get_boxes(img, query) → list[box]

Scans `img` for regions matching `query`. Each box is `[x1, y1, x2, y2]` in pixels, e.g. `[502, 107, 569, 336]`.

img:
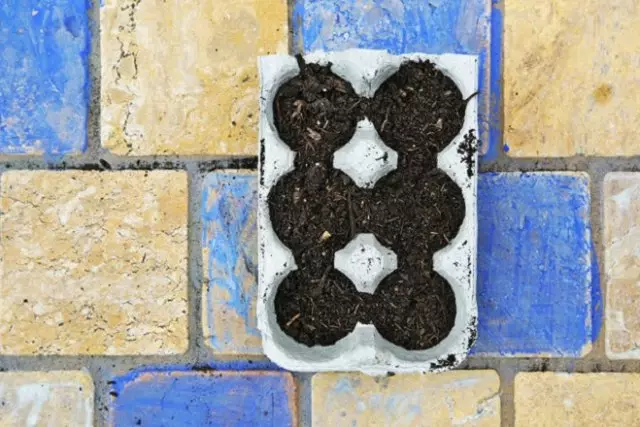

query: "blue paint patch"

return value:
[292, 0, 498, 158]
[486, 1, 503, 161]
[0, 0, 90, 156]
[111, 362, 285, 396]
[111, 368, 296, 427]
[294, 0, 488, 54]
[201, 172, 260, 354]
[473, 173, 597, 356]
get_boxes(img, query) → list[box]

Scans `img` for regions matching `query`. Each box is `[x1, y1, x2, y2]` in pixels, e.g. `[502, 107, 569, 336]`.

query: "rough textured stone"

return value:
[312, 371, 500, 427]
[515, 373, 640, 426]
[100, 0, 288, 156]
[504, 0, 640, 156]
[0, 0, 89, 155]
[604, 173, 640, 358]
[0, 371, 93, 426]
[474, 173, 598, 356]
[202, 171, 261, 356]
[0, 171, 188, 355]
[111, 370, 297, 426]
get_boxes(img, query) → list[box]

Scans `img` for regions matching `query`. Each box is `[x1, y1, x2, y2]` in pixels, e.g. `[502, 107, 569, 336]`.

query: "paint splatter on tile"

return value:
[111, 370, 297, 426]
[202, 171, 261, 356]
[0, 0, 89, 155]
[474, 173, 598, 356]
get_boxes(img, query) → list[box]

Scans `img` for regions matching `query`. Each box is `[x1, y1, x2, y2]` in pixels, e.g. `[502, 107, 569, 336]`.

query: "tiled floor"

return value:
[0, 0, 639, 426]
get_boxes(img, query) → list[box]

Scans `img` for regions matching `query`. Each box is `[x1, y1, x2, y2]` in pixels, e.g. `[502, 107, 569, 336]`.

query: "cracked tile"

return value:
[100, 0, 288, 155]
[0, 171, 188, 355]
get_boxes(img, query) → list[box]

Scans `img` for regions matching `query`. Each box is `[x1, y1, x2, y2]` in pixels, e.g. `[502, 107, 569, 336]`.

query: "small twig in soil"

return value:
[317, 265, 332, 289]
[347, 99, 362, 112]
[303, 138, 317, 153]
[319, 230, 332, 242]
[291, 100, 305, 121]
[347, 189, 356, 238]
[420, 117, 443, 133]
[380, 107, 391, 132]
[306, 128, 322, 141]
[286, 313, 301, 327]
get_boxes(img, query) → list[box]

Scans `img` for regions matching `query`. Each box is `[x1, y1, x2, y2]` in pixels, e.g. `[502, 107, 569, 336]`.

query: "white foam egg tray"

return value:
[258, 49, 478, 374]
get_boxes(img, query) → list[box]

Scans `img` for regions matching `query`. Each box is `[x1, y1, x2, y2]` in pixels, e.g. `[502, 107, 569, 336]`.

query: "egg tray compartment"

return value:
[258, 49, 478, 374]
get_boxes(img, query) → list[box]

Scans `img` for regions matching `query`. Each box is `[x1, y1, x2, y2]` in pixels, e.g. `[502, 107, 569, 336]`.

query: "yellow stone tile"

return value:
[0, 371, 93, 427]
[604, 173, 640, 358]
[515, 372, 640, 426]
[100, 0, 288, 156]
[504, 0, 640, 156]
[0, 171, 188, 355]
[312, 371, 500, 427]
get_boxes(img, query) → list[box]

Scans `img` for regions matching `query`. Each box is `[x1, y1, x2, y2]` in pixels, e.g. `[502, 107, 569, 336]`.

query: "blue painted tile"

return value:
[0, 0, 89, 156]
[201, 171, 261, 356]
[474, 173, 598, 357]
[293, 0, 489, 54]
[111, 370, 297, 427]
[487, 0, 503, 161]
[292, 0, 498, 159]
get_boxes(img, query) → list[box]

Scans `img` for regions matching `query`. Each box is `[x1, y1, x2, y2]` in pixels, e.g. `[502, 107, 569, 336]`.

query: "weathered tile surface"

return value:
[515, 373, 640, 426]
[0, 0, 89, 155]
[504, 0, 640, 156]
[294, 0, 489, 54]
[312, 371, 500, 427]
[293, 0, 497, 157]
[604, 173, 640, 358]
[474, 173, 598, 356]
[111, 370, 297, 426]
[100, 0, 287, 156]
[0, 371, 93, 426]
[0, 171, 188, 355]
[202, 171, 261, 356]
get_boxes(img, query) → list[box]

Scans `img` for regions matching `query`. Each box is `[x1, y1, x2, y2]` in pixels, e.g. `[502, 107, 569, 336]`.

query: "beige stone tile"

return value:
[515, 372, 640, 426]
[604, 173, 640, 358]
[0, 371, 93, 427]
[505, 0, 640, 156]
[0, 171, 188, 355]
[100, 0, 288, 156]
[312, 371, 500, 427]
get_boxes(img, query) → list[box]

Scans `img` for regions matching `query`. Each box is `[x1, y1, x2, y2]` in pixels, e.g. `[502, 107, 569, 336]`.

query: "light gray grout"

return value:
[296, 373, 313, 427]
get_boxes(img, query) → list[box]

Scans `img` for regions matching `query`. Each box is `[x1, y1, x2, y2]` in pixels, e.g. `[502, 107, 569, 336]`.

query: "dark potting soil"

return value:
[269, 59, 466, 350]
